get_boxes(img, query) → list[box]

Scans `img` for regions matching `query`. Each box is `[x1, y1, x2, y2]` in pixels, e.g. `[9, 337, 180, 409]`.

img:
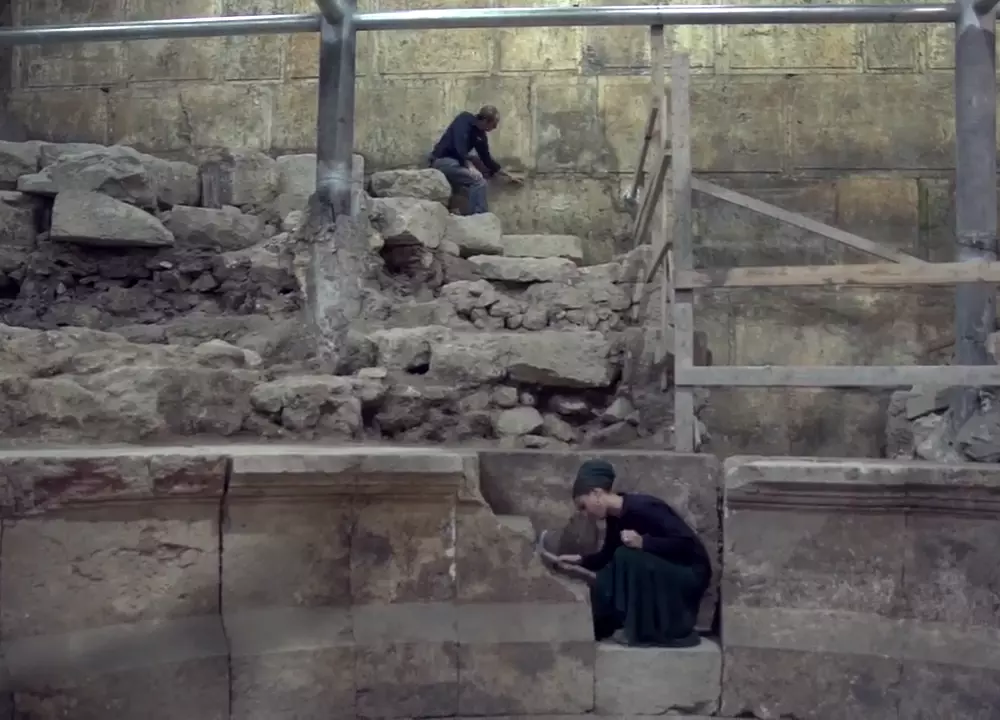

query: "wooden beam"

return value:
[675, 261, 1000, 290]
[630, 148, 671, 249]
[653, 25, 671, 393]
[690, 178, 927, 266]
[670, 53, 696, 453]
[626, 105, 659, 205]
[676, 365, 1000, 388]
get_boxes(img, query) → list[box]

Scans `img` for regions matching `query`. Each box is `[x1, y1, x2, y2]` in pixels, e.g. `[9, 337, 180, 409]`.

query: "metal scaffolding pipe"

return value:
[0, 4, 961, 46]
[316, 8, 357, 215]
[952, 0, 998, 426]
[315, 0, 348, 24]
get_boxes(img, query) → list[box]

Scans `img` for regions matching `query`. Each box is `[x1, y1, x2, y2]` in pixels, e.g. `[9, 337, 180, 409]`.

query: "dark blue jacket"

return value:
[431, 111, 502, 175]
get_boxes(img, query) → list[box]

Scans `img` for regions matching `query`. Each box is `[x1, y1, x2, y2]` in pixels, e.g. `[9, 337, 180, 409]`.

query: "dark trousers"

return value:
[591, 546, 709, 647]
[429, 156, 489, 215]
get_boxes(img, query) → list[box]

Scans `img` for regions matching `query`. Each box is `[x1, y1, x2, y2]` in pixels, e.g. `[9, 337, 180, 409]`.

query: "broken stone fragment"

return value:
[989, 331, 1000, 363]
[370, 196, 448, 249]
[0, 140, 42, 188]
[50, 191, 174, 248]
[502, 234, 585, 264]
[200, 148, 279, 208]
[370, 168, 451, 203]
[905, 385, 951, 420]
[272, 153, 317, 219]
[164, 205, 266, 251]
[444, 212, 504, 257]
[0, 191, 37, 248]
[495, 406, 544, 436]
[468, 255, 580, 284]
[39, 142, 106, 167]
[18, 145, 198, 208]
[955, 406, 1000, 462]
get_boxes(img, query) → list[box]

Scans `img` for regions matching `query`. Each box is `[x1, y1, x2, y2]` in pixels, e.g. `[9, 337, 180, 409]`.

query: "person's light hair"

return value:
[476, 105, 499, 122]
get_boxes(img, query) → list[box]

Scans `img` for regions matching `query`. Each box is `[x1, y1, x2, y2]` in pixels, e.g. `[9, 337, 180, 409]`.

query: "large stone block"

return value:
[534, 77, 612, 173]
[126, 0, 222, 82]
[7, 88, 109, 145]
[596, 639, 722, 715]
[722, 457, 1000, 719]
[376, 0, 495, 75]
[356, 78, 451, 168]
[477, 450, 721, 630]
[791, 74, 954, 170]
[0, 449, 228, 719]
[728, 2, 858, 70]
[835, 175, 921, 260]
[496, 0, 580, 72]
[0, 191, 37, 249]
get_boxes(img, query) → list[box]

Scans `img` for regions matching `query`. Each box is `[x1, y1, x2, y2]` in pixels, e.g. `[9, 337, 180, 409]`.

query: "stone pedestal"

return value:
[0, 449, 229, 720]
[721, 456, 1000, 720]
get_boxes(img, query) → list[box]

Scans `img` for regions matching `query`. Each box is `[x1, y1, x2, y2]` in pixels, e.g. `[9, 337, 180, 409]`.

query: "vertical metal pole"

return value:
[316, 1, 357, 217]
[671, 53, 696, 453]
[953, 0, 997, 428]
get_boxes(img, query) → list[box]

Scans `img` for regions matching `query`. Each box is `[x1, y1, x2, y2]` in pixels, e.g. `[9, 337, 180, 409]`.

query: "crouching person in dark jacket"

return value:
[557, 459, 711, 648]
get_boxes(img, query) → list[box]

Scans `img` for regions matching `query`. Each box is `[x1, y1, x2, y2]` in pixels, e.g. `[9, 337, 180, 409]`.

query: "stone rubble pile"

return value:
[886, 330, 1000, 463]
[0, 139, 705, 448]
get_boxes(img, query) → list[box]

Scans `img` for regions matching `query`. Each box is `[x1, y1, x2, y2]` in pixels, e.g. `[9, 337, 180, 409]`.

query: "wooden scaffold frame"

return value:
[629, 26, 1000, 454]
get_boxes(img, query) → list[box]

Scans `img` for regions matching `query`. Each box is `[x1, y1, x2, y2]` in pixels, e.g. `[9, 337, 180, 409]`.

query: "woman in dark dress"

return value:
[557, 459, 711, 648]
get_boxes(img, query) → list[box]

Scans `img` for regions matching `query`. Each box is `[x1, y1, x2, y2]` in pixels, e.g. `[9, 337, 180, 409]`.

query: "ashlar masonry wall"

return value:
[4, 0, 991, 457]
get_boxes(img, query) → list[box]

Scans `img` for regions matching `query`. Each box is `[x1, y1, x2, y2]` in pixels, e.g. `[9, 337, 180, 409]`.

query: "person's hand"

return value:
[556, 554, 582, 568]
[498, 170, 524, 185]
[621, 530, 643, 549]
[468, 164, 485, 182]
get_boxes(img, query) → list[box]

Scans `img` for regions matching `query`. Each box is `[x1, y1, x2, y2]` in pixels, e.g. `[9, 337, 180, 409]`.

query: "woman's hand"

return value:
[556, 554, 582, 567]
[621, 530, 643, 549]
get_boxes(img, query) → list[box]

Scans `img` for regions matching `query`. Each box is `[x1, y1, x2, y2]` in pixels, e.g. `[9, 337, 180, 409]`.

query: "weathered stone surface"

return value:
[17, 145, 198, 208]
[468, 255, 580, 284]
[0, 451, 228, 717]
[495, 406, 544, 436]
[272, 152, 316, 219]
[503, 234, 585, 263]
[445, 212, 504, 257]
[164, 205, 266, 251]
[200, 149, 279, 208]
[596, 639, 722, 715]
[50, 191, 174, 248]
[370, 168, 451, 203]
[0, 140, 41, 188]
[370, 196, 449, 249]
[722, 457, 1000, 719]
[989, 331, 1000, 362]
[906, 385, 951, 420]
[429, 331, 616, 389]
[0, 191, 37, 248]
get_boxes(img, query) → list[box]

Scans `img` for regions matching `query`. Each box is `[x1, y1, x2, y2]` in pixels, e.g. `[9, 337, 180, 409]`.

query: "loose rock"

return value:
[50, 191, 174, 248]
[469, 255, 579, 284]
[370, 169, 451, 203]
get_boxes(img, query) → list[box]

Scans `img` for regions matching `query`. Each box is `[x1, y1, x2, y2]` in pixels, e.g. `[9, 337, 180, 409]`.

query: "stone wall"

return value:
[2, 445, 997, 720]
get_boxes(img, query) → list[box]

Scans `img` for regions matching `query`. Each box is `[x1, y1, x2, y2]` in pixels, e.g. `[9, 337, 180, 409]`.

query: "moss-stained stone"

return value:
[448, 75, 533, 170]
[787, 389, 886, 457]
[835, 175, 921, 259]
[179, 83, 274, 150]
[919, 177, 955, 263]
[534, 77, 614, 173]
[221, 0, 286, 81]
[126, 0, 223, 83]
[598, 76, 653, 175]
[7, 88, 109, 144]
[702, 388, 794, 456]
[864, 26, 921, 72]
[356, 642, 459, 718]
[351, 502, 455, 604]
[726, 0, 859, 71]
[488, 173, 621, 246]
[356, 77, 451, 168]
[109, 88, 192, 151]
[694, 179, 840, 268]
[16, 0, 123, 88]
[458, 642, 595, 715]
[376, 0, 495, 75]
[692, 77, 787, 172]
[791, 74, 953, 170]
[497, 0, 580, 73]
[272, 80, 317, 152]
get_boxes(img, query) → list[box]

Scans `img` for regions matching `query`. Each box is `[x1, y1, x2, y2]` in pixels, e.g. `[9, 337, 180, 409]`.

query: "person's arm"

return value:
[453, 115, 474, 167]
[579, 518, 621, 572]
[473, 133, 502, 176]
[633, 503, 701, 561]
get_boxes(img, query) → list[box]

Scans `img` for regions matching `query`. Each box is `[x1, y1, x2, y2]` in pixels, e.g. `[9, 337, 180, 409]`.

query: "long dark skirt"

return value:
[590, 546, 709, 647]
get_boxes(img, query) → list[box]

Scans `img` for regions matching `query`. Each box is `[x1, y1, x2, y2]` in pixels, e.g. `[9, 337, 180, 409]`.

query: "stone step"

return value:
[495, 513, 535, 540]
[595, 636, 722, 716]
[501, 234, 584, 264]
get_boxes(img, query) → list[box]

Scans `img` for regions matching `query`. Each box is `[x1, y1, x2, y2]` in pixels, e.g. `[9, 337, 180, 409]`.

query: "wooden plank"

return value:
[675, 260, 1000, 290]
[630, 148, 671, 249]
[652, 25, 671, 393]
[690, 178, 926, 266]
[670, 53, 696, 453]
[626, 105, 659, 205]
[676, 365, 1000, 388]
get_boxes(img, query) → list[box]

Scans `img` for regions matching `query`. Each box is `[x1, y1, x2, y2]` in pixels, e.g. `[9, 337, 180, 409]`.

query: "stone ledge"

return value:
[595, 637, 722, 716]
